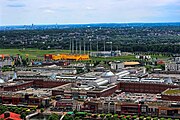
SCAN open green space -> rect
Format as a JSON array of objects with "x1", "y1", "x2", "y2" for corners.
[
  {"x1": 91, "y1": 55, "x2": 138, "y2": 62},
  {"x1": 164, "y1": 89, "x2": 180, "y2": 95},
  {"x1": 0, "y1": 49, "x2": 170, "y2": 61},
  {"x1": 0, "y1": 49, "x2": 70, "y2": 59}
]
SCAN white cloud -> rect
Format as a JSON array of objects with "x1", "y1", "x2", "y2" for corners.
[
  {"x1": 43, "y1": 9, "x2": 55, "y2": 13},
  {"x1": 86, "y1": 6, "x2": 96, "y2": 10},
  {"x1": 0, "y1": 0, "x2": 180, "y2": 25}
]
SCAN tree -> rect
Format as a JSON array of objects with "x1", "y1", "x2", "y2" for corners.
[
  {"x1": 63, "y1": 115, "x2": 70, "y2": 120},
  {"x1": 153, "y1": 117, "x2": 158, "y2": 120},
  {"x1": 113, "y1": 114, "x2": 118, "y2": 118},
  {"x1": 74, "y1": 116, "x2": 80, "y2": 120},
  {"x1": 126, "y1": 115, "x2": 131, "y2": 120},
  {"x1": 100, "y1": 114, "x2": 105, "y2": 119},
  {"x1": 14, "y1": 109, "x2": 21, "y2": 114},
  {"x1": 160, "y1": 118, "x2": 165, "y2": 120},
  {"x1": 146, "y1": 116, "x2": 151, "y2": 120},
  {"x1": 40, "y1": 108, "x2": 44, "y2": 113},
  {"x1": 139, "y1": 116, "x2": 144, "y2": 120},
  {"x1": 20, "y1": 112, "x2": 26, "y2": 119},
  {"x1": 119, "y1": 115, "x2": 125, "y2": 119},
  {"x1": 73, "y1": 109, "x2": 78, "y2": 114},
  {"x1": 48, "y1": 113, "x2": 59, "y2": 120}
]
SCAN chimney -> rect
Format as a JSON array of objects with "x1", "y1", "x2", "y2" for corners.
[{"x1": 4, "y1": 111, "x2": 10, "y2": 118}]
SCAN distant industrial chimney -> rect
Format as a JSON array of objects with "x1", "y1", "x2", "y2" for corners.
[
  {"x1": 84, "y1": 39, "x2": 86, "y2": 54},
  {"x1": 76, "y1": 39, "x2": 78, "y2": 54},
  {"x1": 72, "y1": 39, "x2": 74, "y2": 53},
  {"x1": 69, "y1": 39, "x2": 72, "y2": 53},
  {"x1": 104, "y1": 40, "x2": 106, "y2": 51},
  {"x1": 97, "y1": 41, "x2": 99, "y2": 52},
  {"x1": 89, "y1": 39, "x2": 92, "y2": 52},
  {"x1": 79, "y1": 39, "x2": 82, "y2": 54}
]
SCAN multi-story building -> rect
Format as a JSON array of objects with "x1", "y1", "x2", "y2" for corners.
[
  {"x1": 0, "y1": 92, "x2": 50, "y2": 107},
  {"x1": 0, "y1": 54, "x2": 14, "y2": 68},
  {"x1": 165, "y1": 55, "x2": 180, "y2": 71},
  {"x1": 111, "y1": 61, "x2": 124, "y2": 70},
  {"x1": 83, "y1": 98, "x2": 180, "y2": 118}
]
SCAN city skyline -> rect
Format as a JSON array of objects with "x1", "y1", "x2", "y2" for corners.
[{"x1": 0, "y1": 0, "x2": 180, "y2": 25}]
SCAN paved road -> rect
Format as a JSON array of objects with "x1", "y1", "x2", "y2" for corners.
[{"x1": 60, "y1": 112, "x2": 67, "y2": 120}]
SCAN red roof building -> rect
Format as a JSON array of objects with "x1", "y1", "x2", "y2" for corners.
[{"x1": 0, "y1": 111, "x2": 22, "y2": 120}]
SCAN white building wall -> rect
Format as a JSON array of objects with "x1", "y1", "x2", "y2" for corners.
[
  {"x1": 111, "y1": 62, "x2": 124, "y2": 70},
  {"x1": 165, "y1": 63, "x2": 180, "y2": 71}
]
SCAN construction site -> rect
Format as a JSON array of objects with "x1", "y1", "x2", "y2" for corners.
[
  {"x1": 44, "y1": 39, "x2": 91, "y2": 61},
  {"x1": 44, "y1": 54, "x2": 90, "y2": 61}
]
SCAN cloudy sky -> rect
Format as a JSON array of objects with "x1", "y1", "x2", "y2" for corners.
[{"x1": 0, "y1": 0, "x2": 180, "y2": 25}]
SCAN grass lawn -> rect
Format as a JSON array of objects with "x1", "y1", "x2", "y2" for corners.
[
  {"x1": 0, "y1": 49, "x2": 170, "y2": 61},
  {"x1": 91, "y1": 55, "x2": 138, "y2": 62},
  {"x1": 164, "y1": 89, "x2": 180, "y2": 95},
  {"x1": 151, "y1": 54, "x2": 170, "y2": 59},
  {"x1": 0, "y1": 49, "x2": 70, "y2": 59}
]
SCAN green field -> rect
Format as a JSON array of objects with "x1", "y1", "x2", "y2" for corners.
[
  {"x1": 0, "y1": 49, "x2": 170, "y2": 61},
  {"x1": 164, "y1": 89, "x2": 180, "y2": 95},
  {"x1": 91, "y1": 55, "x2": 138, "y2": 61},
  {"x1": 0, "y1": 49, "x2": 70, "y2": 59}
]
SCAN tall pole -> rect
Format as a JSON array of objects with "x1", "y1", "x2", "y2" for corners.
[
  {"x1": 76, "y1": 39, "x2": 78, "y2": 54},
  {"x1": 97, "y1": 41, "x2": 99, "y2": 52},
  {"x1": 69, "y1": 39, "x2": 72, "y2": 53},
  {"x1": 79, "y1": 39, "x2": 82, "y2": 54},
  {"x1": 84, "y1": 39, "x2": 86, "y2": 54},
  {"x1": 111, "y1": 42, "x2": 112, "y2": 52},
  {"x1": 89, "y1": 39, "x2": 92, "y2": 53},
  {"x1": 72, "y1": 39, "x2": 74, "y2": 54},
  {"x1": 104, "y1": 40, "x2": 106, "y2": 52}
]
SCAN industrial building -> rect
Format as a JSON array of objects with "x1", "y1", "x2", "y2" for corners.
[
  {"x1": 90, "y1": 51, "x2": 121, "y2": 57},
  {"x1": 165, "y1": 55, "x2": 180, "y2": 71},
  {"x1": 44, "y1": 54, "x2": 90, "y2": 61},
  {"x1": 0, "y1": 54, "x2": 14, "y2": 68},
  {"x1": 110, "y1": 61, "x2": 140, "y2": 70}
]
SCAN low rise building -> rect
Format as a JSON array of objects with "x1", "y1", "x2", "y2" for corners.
[
  {"x1": 165, "y1": 55, "x2": 180, "y2": 71},
  {"x1": 111, "y1": 61, "x2": 124, "y2": 70},
  {"x1": 161, "y1": 88, "x2": 180, "y2": 101},
  {"x1": 0, "y1": 92, "x2": 50, "y2": 107}
]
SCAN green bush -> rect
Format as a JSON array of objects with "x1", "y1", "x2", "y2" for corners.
[
  {"x1": 139, "y1": 116, "x2": 144, "y2": 120},
  {"x1": 40, "y1": 108, "x2": 44, "y2": 113},
  {"x1": 160, "y1": 118, "x2": 165, "y2": 120},
  {"x1": 48, "y1": 113, "x2": 59, "y2": 120},
  {"x1": 132, "y1": 115, "x2": 137, "y2": 120},
  {"x1": 146, "y1": 116, "x2": 151, "y2": 120},
  {"x1": 153, "y1": 117, "x2": 158, "y2": 120},
  {"x1": 20, "y1": 112, "x2": 26, "y2": 119}
]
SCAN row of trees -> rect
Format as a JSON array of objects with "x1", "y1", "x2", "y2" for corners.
[
  {"x1": 0, "y1": 26, "x2": 180, "y2": 53},
  {"x1": 0, "y1": 105, "x2": 36, "y2": 119},
  {"x1": 62, "y1": 112, "x2": 178, "y2": 120}
]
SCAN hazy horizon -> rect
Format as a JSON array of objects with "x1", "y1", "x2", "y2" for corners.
[
  {"x1": 1, "y1": 22, "x2": 180, "y2": 27},
  {"x1": 1, "y1": 0, "x2": 180, "y2": 26}
]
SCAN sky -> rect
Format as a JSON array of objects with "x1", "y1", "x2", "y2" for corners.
[{"x1": 0, "y1": 0, "x2": 180, "y2": 25}]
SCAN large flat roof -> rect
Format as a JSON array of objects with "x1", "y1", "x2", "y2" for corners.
[{"x1": 123, "y1": 62, "x2": 140, "y2": 66}]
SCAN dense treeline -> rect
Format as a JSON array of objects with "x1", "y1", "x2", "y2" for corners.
[{"x1": 0, "y1": 26, "x2": 180, "y2": 53}]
